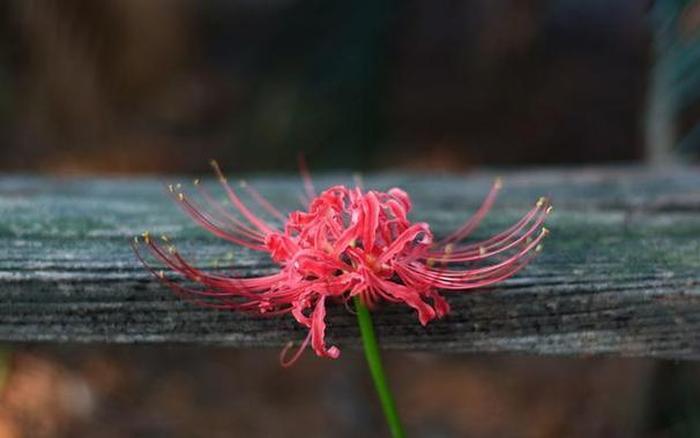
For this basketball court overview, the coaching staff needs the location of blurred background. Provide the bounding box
[1,0,700,437]
[1,0,698,174]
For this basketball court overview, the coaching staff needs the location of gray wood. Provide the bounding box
[1,166,700,359]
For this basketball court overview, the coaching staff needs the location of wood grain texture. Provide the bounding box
[1,167,700,359]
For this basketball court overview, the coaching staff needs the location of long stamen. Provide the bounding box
[439,178,502,244]
[240,180,287,221]
[193,180,268,239]
[174,192,266,250]
[427,197,550,258]
[430,205,550,262]
[210,160,278,235]
[298,154,316,201]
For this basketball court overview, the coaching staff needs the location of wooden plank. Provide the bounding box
[1,167,700,359]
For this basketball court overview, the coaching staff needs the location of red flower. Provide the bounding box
[134,162,551,365]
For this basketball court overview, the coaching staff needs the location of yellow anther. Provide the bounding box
[168,184,174,193]
[545,206,553,214]
[494,177,503,190]
[536,244,544,252]
[541,227,550,236]
[210,159,227,182]
[167,245,176,254]
[479,246,486,256]
[193,178,200,186]
[444,243,454,254]
[536,197,546,208]
[175,183,181,190]
[178,193,184,201]
[161,235,170,242]
[141,231,150,243]
[158,270,165,279]
[133,236,139,244]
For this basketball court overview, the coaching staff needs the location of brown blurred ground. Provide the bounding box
[0,347,670,438]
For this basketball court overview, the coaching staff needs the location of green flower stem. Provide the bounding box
[354,296,405,438]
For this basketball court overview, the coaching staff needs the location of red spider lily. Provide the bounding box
[133,162,551,366]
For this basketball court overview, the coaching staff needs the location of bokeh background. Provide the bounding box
[1,0,700,437]
[0,0,688,174]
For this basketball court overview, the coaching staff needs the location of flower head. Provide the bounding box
[134,162,551,365]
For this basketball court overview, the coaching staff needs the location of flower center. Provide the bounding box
[265,185,432,281]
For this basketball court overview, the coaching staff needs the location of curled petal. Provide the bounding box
[310,296,340,359]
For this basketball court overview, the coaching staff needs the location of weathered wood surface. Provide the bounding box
[1,167,700,359]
